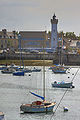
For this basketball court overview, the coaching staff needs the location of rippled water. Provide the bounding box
[0,66,80,120]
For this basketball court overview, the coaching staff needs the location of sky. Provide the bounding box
[0,0,80,36]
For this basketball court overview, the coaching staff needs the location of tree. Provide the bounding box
[65,32,77,39]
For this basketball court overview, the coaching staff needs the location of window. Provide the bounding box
[53,29,55,32]
[54,38,55,41]
[0,35,2,38]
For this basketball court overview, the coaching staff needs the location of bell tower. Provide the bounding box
[51,14,58,50]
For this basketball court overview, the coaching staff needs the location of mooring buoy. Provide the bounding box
[63,107,68,112]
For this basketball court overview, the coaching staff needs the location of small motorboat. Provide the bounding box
[52,81,75,88]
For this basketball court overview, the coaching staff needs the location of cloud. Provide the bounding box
[0,0,80,35]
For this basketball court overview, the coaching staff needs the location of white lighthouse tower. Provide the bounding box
[51,14,58,51]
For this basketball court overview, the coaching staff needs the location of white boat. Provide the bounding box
[31,67,41,72]
[1,67,15,74]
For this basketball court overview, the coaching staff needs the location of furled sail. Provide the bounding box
[30,91,44,100]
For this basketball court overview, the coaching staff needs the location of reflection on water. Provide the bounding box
[0,66,80,120]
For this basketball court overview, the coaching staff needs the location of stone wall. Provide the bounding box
[0,53,80,65]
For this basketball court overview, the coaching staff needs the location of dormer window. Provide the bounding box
[10,36,12,39]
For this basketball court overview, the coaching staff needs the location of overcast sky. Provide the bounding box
[0,0,80,35]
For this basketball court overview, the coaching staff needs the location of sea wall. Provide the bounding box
[0,53,80,65]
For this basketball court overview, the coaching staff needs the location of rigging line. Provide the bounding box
[71,67,79,82]
[50,67,79,120]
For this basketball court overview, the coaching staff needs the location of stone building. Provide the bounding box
[0,29,18,51]
[19,31,48,49]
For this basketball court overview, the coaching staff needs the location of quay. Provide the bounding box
[0,53,80,66]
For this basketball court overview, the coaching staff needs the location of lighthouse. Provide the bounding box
[51,14,58,51]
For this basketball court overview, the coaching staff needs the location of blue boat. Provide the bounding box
[0,66,7,70]
[13,71,24,76]
[52,81,75,88]
[52,69,66,74]
[52,66,67,74]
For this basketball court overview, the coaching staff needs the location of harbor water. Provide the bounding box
[0,66,80,120]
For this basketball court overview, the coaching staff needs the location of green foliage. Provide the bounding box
[65,32,76,39]
[48,30,80,40]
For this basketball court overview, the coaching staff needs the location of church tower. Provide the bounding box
[51,14,58,50]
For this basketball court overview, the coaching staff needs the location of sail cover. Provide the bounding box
[30,91,44,100]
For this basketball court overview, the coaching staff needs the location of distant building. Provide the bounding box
[19,31,48,49]
[70,40,77,48]
[19,14,59,52]
[0,14,59,53]
[0,29,18,50]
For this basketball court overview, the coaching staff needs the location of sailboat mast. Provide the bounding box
[43,61,45,100]
[43,32,46,100]
[18,34,22,68]
[61,33,63,65]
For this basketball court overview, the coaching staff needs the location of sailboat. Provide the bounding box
[52,35,67,74]
[20,91,56,113]
[20,34,56,113]
[13,34,24,76]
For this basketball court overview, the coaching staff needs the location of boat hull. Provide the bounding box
[13,71,24,76]
[52,70,66,74]
[1,70,13,74]
[31,68,41,72]
[20,103,55,113]
[52,82,74,88]
[0,115,4,120]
